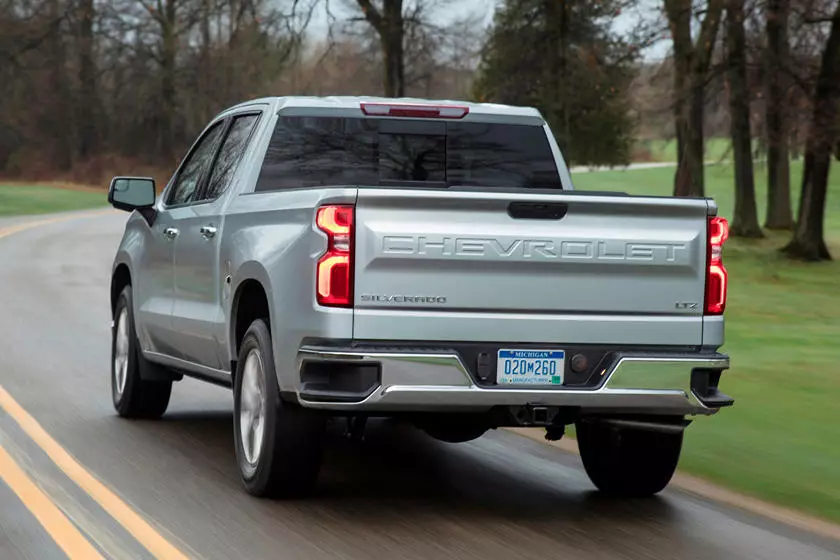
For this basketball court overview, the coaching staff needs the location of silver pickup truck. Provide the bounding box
[107,95,733,500]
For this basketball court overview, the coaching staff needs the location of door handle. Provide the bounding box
[199,225,217,239]
[162,227,179,240]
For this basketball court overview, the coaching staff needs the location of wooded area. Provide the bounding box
[1,0,838,260]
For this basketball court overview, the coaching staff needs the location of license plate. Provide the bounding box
[496,350,565,385]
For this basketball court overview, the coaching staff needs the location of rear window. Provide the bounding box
[255,116,563,191]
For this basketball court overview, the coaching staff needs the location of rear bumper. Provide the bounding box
[294,346,732,416]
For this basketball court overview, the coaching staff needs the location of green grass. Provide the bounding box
[574,161,840,523]
[634,137,741,164]
[0,184,107,217]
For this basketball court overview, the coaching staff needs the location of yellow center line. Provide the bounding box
[0,386,192,560]
[0,209,117,240]
[0,443,105,559]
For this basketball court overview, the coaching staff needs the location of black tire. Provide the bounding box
[233,319,326,499]
[111,286,172,419]
[576,419,683,497]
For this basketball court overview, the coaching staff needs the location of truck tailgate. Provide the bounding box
[352,188,711,346]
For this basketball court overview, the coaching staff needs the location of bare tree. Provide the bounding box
[342,0,469,98]
[47,0,73,169]
[139,0,188,157]
[764,0,793,229]
[354,0,405,96]
[783,1,840,261]
[726,0,762,237]
[77,0,98,158]
[664,0,726,197]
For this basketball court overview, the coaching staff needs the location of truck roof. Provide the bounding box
[218,95,546,125]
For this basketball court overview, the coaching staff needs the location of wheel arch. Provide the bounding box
[110,262,132,316]
[229,271,273,376]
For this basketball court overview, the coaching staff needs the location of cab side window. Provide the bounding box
[166,122,225,206]
[202,114,260,201]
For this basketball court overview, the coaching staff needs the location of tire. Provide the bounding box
[233,319,326,499]
[111,286,172,419]
[576,419,683,497]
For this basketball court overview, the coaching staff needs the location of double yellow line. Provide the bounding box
[0,211,192,559]
[0,442,104,559]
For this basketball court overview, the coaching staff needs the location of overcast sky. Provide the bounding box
[306,0,672,61]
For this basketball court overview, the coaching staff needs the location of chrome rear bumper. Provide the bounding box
[295,346,731,416]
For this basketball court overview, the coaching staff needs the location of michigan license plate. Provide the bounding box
[496,350,565,385]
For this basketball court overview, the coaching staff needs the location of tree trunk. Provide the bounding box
[666,0,693,196]
[381,30,404,97]
[543,0,570,153]
[764,0,793,229]
[48,0,72,170]
[160,0,177,158]
[358,0,405,98]
[543,0,559,133]
[665,0,725,198]
[783,3,840,261]
[383,0,404,97]
[684,79,706,197]
[77,0,97,159]
[727,0,762,237]
[559,0,570,150]
[198,0,213,129]
[200,0,211,49]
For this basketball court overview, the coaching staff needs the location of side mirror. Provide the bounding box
[108,176,156,212]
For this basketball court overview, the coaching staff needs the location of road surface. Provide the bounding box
[1,211,838,560]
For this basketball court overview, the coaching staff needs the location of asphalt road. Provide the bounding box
[1,210,839,560]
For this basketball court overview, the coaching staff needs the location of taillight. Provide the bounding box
[360,102,469,119]
[705,217,729,315]
[316,205,354,308]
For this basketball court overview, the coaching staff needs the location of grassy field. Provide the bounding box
[0,183,107,217]
[575,161,840,524]
[634,137,738,163]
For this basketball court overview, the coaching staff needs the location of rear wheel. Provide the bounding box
[111,286,172,419]
[576,419,683,497]
[233,319,326,498]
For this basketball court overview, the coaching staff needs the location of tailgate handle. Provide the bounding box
[507,201,568,220]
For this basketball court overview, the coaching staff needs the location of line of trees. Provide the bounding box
[1,0,838,260]
[656,0,839,260]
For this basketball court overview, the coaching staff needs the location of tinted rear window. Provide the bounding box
[255,116,563,191]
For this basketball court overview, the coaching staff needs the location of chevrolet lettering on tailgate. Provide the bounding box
[381,235,690,264]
